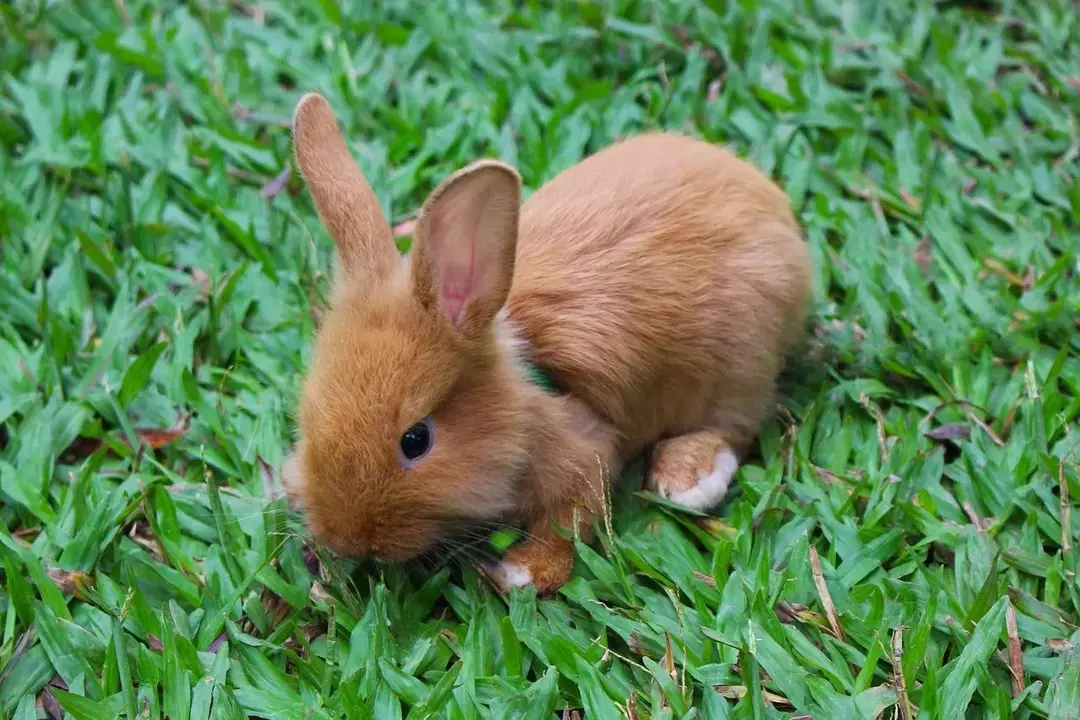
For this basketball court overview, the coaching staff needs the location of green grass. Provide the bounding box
[1,0,1079,717]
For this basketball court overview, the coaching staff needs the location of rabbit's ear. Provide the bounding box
[293,93,397,287]
[411,160,521,342]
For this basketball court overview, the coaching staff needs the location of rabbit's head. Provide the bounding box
[284,93,531,562]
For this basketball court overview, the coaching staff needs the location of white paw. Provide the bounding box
[488,560,532,591]
[666,450,738,511]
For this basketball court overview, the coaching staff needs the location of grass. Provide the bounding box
[1,0,1079,717]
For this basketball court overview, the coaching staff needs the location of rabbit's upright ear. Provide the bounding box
[410,160,522,344]
[293,93,397,288]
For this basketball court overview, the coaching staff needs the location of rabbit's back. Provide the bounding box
[506,133,810,455]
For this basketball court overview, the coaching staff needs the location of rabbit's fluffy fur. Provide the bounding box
[283,93,811,593]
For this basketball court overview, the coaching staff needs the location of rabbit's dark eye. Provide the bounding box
[399,419,433,464]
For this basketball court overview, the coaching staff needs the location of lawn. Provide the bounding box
[1,0,1079,718]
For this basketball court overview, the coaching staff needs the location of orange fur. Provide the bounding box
[285,94,811,592]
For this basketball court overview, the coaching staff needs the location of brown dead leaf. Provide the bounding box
[814,466,843,485]
[137,427,186,449]
[715,685,793,708]
[46,568,95,601]
[298,622,325,644]
[13,527,40,542]
[775,601,810,625]
[261,167,291,200]
[663,632,675,680]
[303,549,320,577]
[1047,637,1076,653]
[309,581,332,605]
[962,501,991,532]
[191,267,211,297]
[39,687,62,720]
[926,423,971,441]
[66,425,187,460]
[147,634,164,651]
[128,520,167,563]
[914,235,932,275]
[707,78,723,102]
[260,588,291,627]
[257,455,280,501]
[207,632,228,654]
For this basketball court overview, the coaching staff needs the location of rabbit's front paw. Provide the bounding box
[484,537,574,595]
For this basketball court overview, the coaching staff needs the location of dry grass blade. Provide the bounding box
[1006,601,1025,696]
[859,394,889,461]
[963,407,1005,447]
[962,502,990,532]
[715,685,794,708]
[892,627,913,720]
[982,257,1028,288]
[1061,459,1073,557]
[693,571,718,587]
[808,544,845,641]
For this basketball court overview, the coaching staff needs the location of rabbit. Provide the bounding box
[282,92,811,594]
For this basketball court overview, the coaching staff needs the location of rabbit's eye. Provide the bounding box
[399,419,433,464]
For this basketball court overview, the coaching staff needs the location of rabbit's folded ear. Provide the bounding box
[411,160,522,342]
[292,93,397,289]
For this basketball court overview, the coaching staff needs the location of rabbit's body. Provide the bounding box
[284,94,811,593]
[509,133,807,458]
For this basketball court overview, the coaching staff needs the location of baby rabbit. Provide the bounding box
[283,93,811,593]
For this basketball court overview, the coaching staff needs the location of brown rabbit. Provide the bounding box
[283,93,811,593]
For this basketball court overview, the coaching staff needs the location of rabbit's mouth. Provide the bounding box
[416,519,524,569]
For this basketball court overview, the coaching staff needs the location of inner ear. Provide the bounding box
[412,160,522,338]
